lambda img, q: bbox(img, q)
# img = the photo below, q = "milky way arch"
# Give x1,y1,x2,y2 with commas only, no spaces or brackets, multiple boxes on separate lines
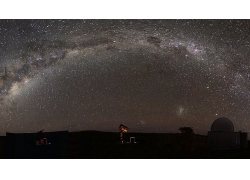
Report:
0,19,249,135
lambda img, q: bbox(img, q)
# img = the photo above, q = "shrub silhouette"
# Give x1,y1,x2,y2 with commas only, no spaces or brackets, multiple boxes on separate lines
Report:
179,126,194,134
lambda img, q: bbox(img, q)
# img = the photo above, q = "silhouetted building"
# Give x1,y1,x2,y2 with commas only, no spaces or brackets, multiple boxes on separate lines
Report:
6,131,68,158
207,117,248,149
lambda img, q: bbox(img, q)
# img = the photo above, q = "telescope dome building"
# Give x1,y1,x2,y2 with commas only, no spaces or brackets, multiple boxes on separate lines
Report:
211,117,234,132
207,117,248,149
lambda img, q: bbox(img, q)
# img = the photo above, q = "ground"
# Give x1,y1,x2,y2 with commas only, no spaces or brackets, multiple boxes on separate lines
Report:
1,131,250,159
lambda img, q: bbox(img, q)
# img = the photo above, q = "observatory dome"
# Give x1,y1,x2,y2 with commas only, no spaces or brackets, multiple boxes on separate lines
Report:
211,117,234,132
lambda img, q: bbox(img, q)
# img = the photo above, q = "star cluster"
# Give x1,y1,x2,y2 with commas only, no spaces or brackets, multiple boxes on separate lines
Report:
0,19,249,135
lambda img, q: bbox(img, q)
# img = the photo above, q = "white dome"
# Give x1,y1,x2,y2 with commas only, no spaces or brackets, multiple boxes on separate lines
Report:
211,117,234,132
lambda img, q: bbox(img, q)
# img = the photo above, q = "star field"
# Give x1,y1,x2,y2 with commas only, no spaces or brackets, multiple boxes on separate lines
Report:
0,19,249,135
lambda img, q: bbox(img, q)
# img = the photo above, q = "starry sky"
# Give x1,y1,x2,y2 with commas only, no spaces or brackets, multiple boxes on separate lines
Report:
0,19,249,135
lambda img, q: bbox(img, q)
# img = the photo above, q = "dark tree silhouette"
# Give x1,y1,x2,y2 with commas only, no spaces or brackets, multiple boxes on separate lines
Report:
178,126,194,134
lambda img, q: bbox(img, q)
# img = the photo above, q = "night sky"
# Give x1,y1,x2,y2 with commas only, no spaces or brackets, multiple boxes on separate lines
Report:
0,19,249,135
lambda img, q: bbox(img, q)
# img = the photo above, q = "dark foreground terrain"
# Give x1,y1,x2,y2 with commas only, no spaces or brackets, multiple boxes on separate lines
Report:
1,131,250,159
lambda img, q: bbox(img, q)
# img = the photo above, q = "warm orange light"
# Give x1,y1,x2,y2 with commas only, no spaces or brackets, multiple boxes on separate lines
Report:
120,126,128,132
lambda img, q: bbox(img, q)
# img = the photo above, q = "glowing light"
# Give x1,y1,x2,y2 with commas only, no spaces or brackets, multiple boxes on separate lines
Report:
121,127,127,132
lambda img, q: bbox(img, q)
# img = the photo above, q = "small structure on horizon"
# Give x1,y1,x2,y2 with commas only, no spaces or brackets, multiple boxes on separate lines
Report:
207,117,248,149
130,137,136,143
119,124,128,143
6,130,68,158
36,130,49,145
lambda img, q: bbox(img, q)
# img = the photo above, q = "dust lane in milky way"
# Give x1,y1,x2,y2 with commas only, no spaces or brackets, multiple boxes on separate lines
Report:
0,19,249,135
